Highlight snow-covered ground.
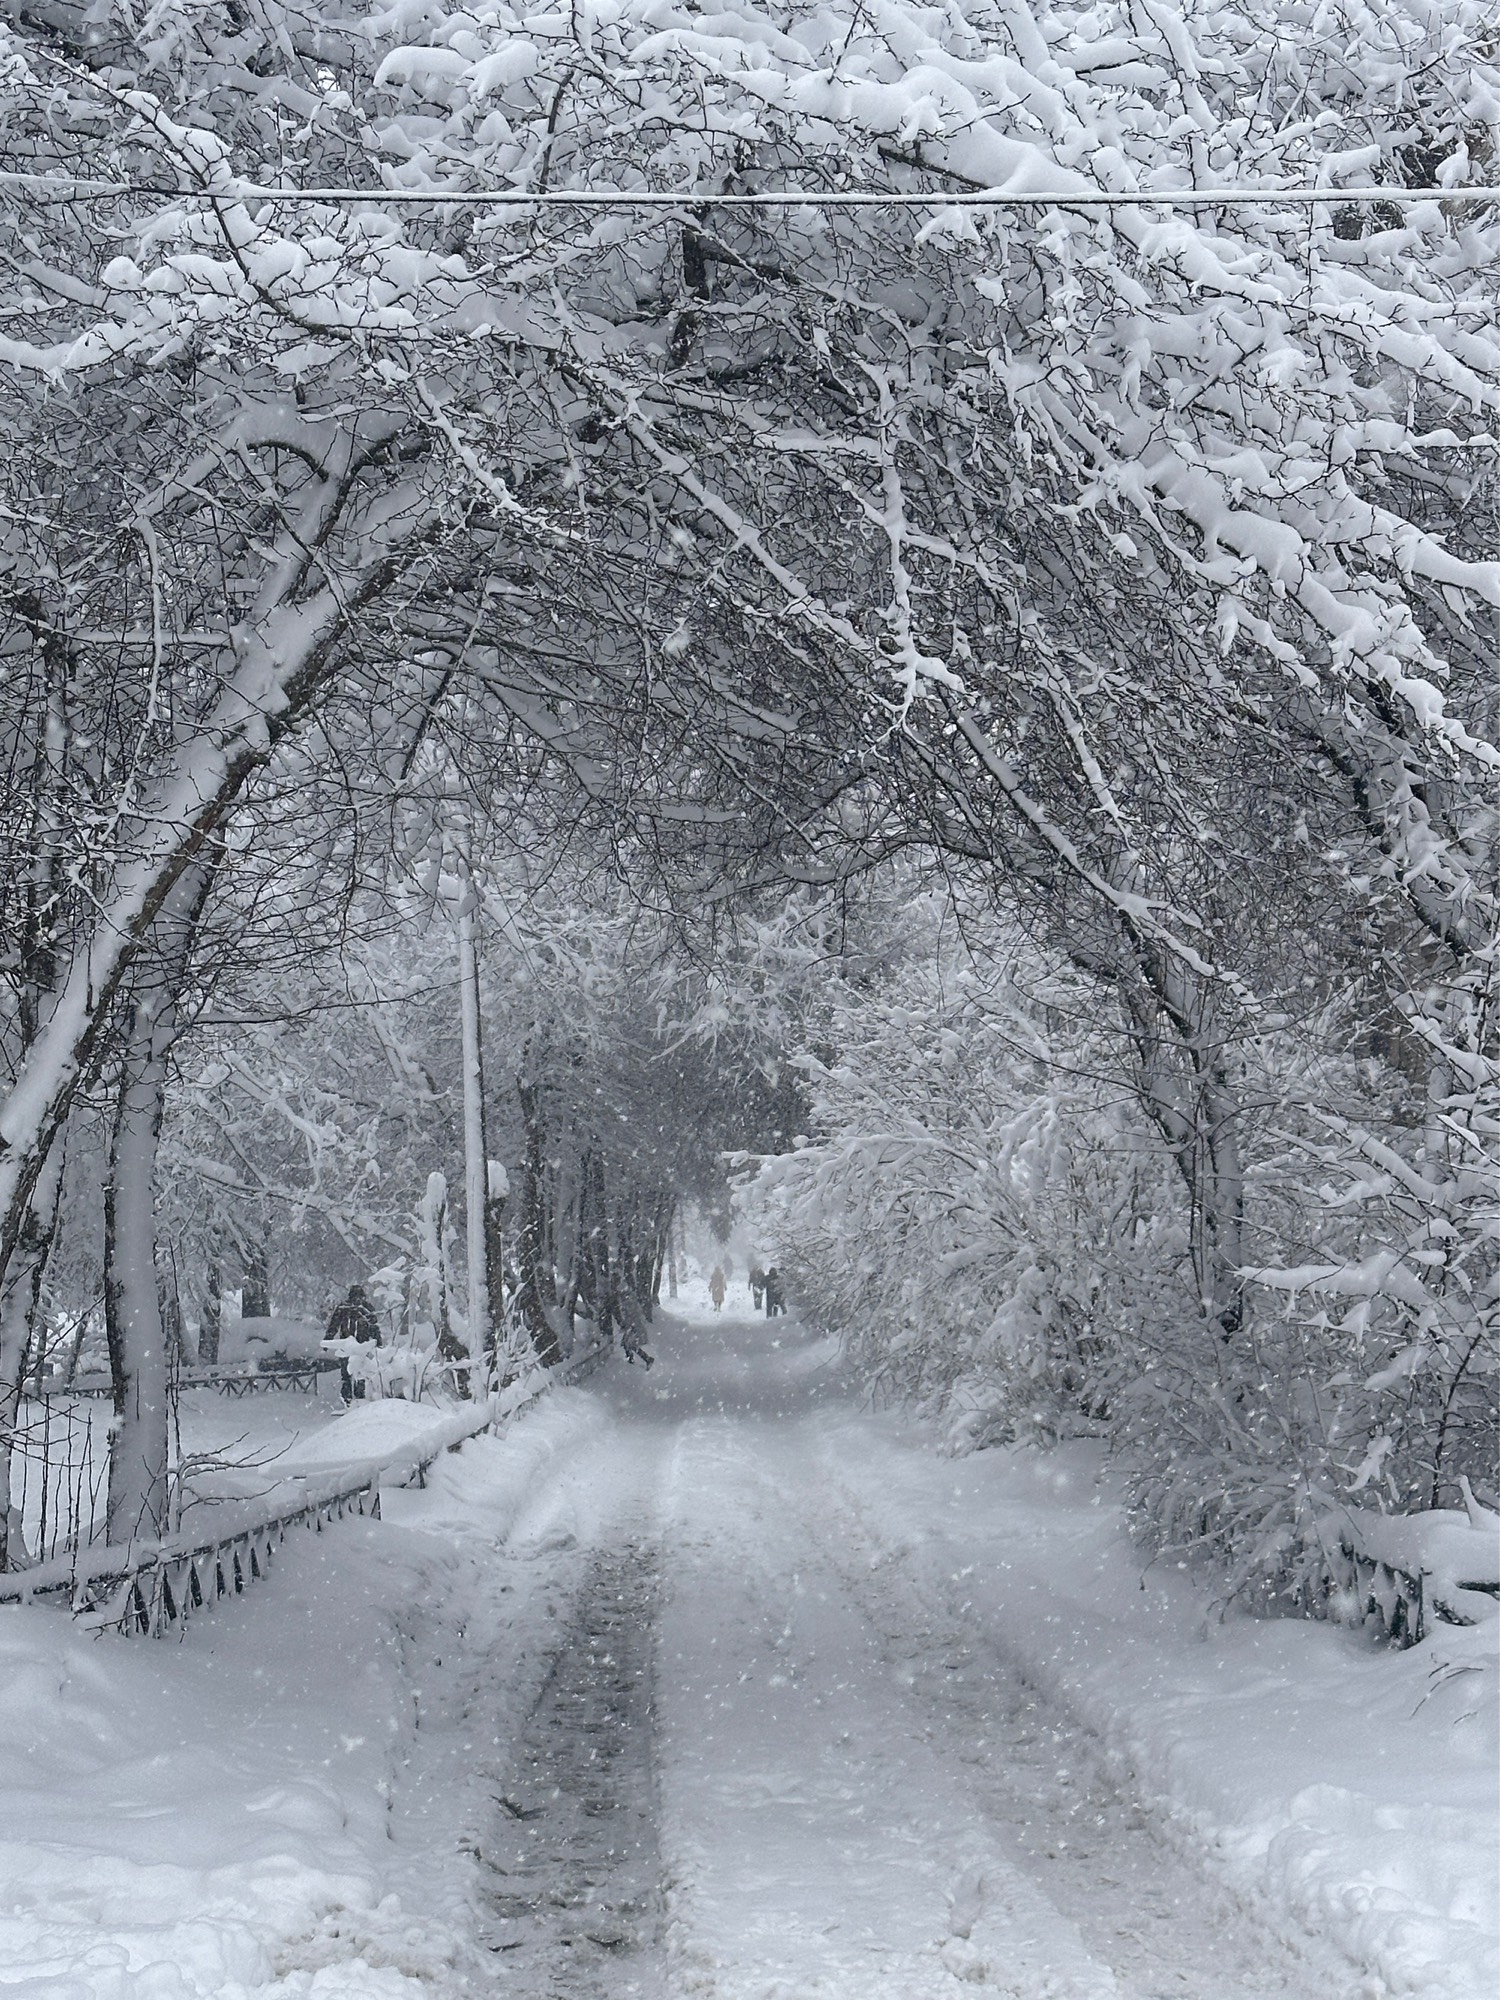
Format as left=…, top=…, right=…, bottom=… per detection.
left=13, top=1379, right=348, bottom=1560
left=0, top=1301, right=1493, bottom=1998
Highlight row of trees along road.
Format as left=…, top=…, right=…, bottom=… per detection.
left=0, top=2, right=1495, bottom=1599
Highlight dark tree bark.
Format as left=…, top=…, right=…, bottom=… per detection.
left=0, top=1145, right=63, bottom=1570
left=198, top=1254, right=222, bottom=1366
left=515, top=1072, right=563, bottom=1366
left=484, top=1183, right=508, bottom=1368
left=240, top=1231, right=271, bottom=1320
left=103, top=856, right=213, bottom=1544
left=104, top=983, right=178, bottom=1544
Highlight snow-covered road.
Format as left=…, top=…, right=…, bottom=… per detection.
left=464, top=1310, right=1355, bottom=2000
left=1, top=1306, right=1492, bottom=1999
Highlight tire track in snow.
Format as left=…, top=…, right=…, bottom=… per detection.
left=656, top=1413, right=1124, bottom=1999
left=792, top=1423, right=1361, bottom=2000
left=476, top=1542, right=666, bottom=1999
left=458, top=1326, right=1363, bottom=1998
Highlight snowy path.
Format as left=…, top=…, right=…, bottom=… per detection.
left=466, top=1312, right=1352, bottom=2000
left=2, top=1307, right=1489, bottom=1998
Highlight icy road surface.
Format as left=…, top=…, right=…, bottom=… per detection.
left=457, top=1311, right=1365, bottom=2000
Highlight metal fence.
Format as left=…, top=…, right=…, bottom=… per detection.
left=62, top=1358, right=345, bottom=1398
left=5, top=1395, right=109, bottom=1565
left=4, top=1358, right=343, bottom=1566
left=1336, top=1516, right=1499, bottom=1647
left=0, top=1339, right=612, bottom=1638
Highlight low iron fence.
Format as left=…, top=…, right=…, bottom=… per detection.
left=4, top=1360, right=345, bottom=1563
left=61, top=1357, right=346, bottom=1398
left=1334, top=1504, right=1499, bottom=1646
left=0, top=1340, right=611, bottom=1637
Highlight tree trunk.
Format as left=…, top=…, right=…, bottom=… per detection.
left=420, top=1171, right=468, bottom=1378
left=241, top=1229, right=271, bottom=1319
left=571, top=1147, right=600, bottom=1326
left=0, top=1145, right=64, bottom=1570
left=162, top=1281, right=185, bottom=1371
left=586, top=1149, right=615, bottom=1345
left=456, top=877, right=493, bottom=1374
left=61, top=1311, right=87, bottom=1391
left=1073, top=893, right=1249, bottom=1350
left=0, top=626, right=71, bottom=1570
left=103, top=857, right=213, bottom=1545
left=648, top=1194, right=675, bottom=1315
left=104, top=982, right=177, bottom=1544
left=198, top=1254, right=222, bottom=1365
left=516, top=1072, right=563, bottom=1365
left=484, top=1172, right=508, bottom=1364
left=1119, top=973, right=1247, bottom=1345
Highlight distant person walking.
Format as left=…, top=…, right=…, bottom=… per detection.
left=763, top=1267, right=785, bottom=1318
left=325, top=1283, right=381, bottom=1402
left=749, top=1264, right=767, bottom=1310
left=709, top=1265, right=727, bottom=1312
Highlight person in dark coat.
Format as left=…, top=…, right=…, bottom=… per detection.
left=326, top=1284, right=381, bottom=1401
left=326, top=1284, right=381, bottom=1343
left=763, top=1267, right=785, bottom=1318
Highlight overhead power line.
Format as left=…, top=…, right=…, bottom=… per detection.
left=1, top=171, right=1496, bottom=209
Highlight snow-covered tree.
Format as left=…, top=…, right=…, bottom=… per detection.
left=2, top=0, right=1495, bottom=1583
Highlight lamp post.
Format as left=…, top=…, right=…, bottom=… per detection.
left=454, top=860, right=492, bottom=1388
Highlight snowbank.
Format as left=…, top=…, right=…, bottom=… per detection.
left=270, top=1396, right=473, bottom=1472
left=180, top=1369, right=559, bottom=1515
left=216, top=1316, right=325, bottom=1368
left=0, top=1382, right=617, bottom=1998
left=816, top=1421, right=1499, bottom=2000
left=0, top=1546, right=471, bottom=1997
